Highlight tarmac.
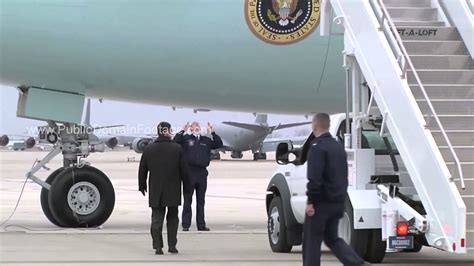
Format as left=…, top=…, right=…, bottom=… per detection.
left=0, top=150, right=473, bottom=265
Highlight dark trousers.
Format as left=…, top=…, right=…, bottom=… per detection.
left=182, top=167, right=208, bottom=228
left=151, top=206, right=178, bottom=249
left=303, top=202, right=364, bottom=266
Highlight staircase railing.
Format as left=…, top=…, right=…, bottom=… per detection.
left=369, top=0, right=465, bottom=189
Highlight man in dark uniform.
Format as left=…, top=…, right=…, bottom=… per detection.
left=138, top=122, right=190, bottom=255
left=174, top=121, right=223, bottom=231
left=303, top=113, right=364, bottom=266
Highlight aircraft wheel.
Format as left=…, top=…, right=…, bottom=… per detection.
left=40, top=167, right=65, bottom=226
left=267, top=196, right=292, bottom=253
left=48, top=165, right=115, bottom=227
left=253, top=152, right=266, bottom=160
left=211, top=152, right=221, bottom=160
left=231, top=151, right=243, bottom=159
left=339, top=197, right=369, bottom=258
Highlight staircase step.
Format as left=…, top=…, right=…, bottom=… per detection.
left=439, top=146, right=474, bottom=162
left=433, top=131, right=474, bottom=146
left=425, top=115, right=474, bottom=130
left=395, top=21, right=445, bottom=27
left=410, top=84, right=474, bottom=100
left=410, top=55, right=474, bottom=70
left=467, top=230, right=474, bottom=249
left=408, top=70, right=474, bottom=84
left=404, top=41, right=468, bottom=55
left=387, top=8, right=438, bottom=21
left=449, top=162, right=474, bottom=179
left=410, top=85, right=474, bottom=99
left=384, top=0, right=431, bottom=8
left=463, top=196, right=474, bottom=212
left=398, top=27, right=461, bottom=41
left=418, top=99, right=474, bottom=115
left=454, top=178, right=474, bottom=196
left=468, top=213, right=474, bottom=229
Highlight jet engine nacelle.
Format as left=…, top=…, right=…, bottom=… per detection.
left=105, top=137, right=118, bottom=149
left=25, top=137, right=36, bottom=149
left=0, top=135, right=9, bottom=146
left=132, top=137, right=152, bottom=154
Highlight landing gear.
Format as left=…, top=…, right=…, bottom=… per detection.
left=211, top=151, right=221, bottom=160
left=253, top=152, right=267, bottom=161
left=28, top=123, right=115, bottom=228
left=48, top=166, right=115, bottom=227
left=231, top=151, right=243, bottom=159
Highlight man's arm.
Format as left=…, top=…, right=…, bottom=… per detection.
left=138, top=153, right=148, bottom=195
left=306, top=145, right=325, bottom=204
left=173, top=130, right=185, bottom=145
left=179, top=149, right=191, bottom=194
left=210, top=132, right=223, bottom=149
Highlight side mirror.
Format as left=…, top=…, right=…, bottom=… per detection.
left=276, top=142, right=294, bottom=165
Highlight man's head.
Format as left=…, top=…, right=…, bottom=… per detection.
left=312, top=113, right=330, bottom=137
left=157, top=121, right=172, bottom=138
left=190, top=121, right=201, bottom=135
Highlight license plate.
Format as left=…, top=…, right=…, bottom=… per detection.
left=388, top=236, right=414, bottom=249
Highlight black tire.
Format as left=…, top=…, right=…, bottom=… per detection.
left=364, top=229, right=386, bottom=263
left=339, top=197, right=369, bottom=258
left=40, top=167, right=65, bottom=226
left=404, top=240, right=423, bottom=252
left=260, top=153, right=267, bottom=160
left=48, top=165, right=115, bottom=228
left=267, top=196, right=293, bottom=253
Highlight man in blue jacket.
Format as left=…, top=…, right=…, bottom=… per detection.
left=303, top=113, right=364, bottom=266
left=174, top=121, right=223, bottom=231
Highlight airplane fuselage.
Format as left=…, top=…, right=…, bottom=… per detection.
left=0, top=0, right=345, bottom=114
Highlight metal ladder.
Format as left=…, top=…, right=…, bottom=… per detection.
left=383, top=0, right=474, bottom=251
left=326, top=0, right=471, bottom=252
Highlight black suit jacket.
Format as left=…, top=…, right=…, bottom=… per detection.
left=138, top=137, right=191, bottom=207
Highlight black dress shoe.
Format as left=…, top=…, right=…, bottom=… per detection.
left=155, top=248, right=164, bottom=255
left=182, top=227, right=189, bottom=231
left=197, top=227, right=210, bottom=231
left=168, top=247, right=179, bottom=254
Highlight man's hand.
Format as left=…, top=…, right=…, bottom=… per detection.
left=183, top=122, right=190, bottom=132
left=306, top=203, right=315, bottom=217
left=140, top=188, right=147, bottom=196
left=207, top=122, right=214, bottom=133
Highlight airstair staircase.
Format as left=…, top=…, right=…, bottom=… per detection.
left=326, top=0, right=473, bottom=253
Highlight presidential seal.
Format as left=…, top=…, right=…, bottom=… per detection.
left=245, top=0, right=321, bottom=45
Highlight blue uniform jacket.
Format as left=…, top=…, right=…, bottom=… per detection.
left=174, top=131, right=223, bottom=168
left=306, top=132, right=348, bottom=204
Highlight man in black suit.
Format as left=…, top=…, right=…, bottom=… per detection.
left=139, top=122, right=190, bottom=255
left=303, top=113, right=364, bottom=266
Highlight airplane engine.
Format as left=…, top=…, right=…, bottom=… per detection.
left=0, top=135, right=9, bottom=146
left=105, top=137, right=118, bottom=149
left=24, top=137, right=36, bottom=149
left=132, top=137, right=152, bottom=154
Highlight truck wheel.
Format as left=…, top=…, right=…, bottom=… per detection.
left=339, top=198, right=369, bottom=258
left=364, top=229, right=386, bottom=263
left=267, top=196, right=293, bottom=252
left=40, top=167, right=65, bottom=226
left=404, top=240, right=422, bottom=252
left=48, top=165, right=115, bottom=227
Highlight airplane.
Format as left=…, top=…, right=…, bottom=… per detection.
left=0, top=0, right=345, bottom=227
left=213, top=114, right=311, bottom=160
left=0, top=134, right=36, bottom=150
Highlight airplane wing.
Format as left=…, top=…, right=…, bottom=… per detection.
left=269, top=121, right=311, bottom=131
left=92, top=125, right=125, bottom=130
left=221, top=121, right=264, bottom=131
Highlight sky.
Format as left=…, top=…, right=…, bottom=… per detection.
left=0, top=85, right=310, bottom=137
